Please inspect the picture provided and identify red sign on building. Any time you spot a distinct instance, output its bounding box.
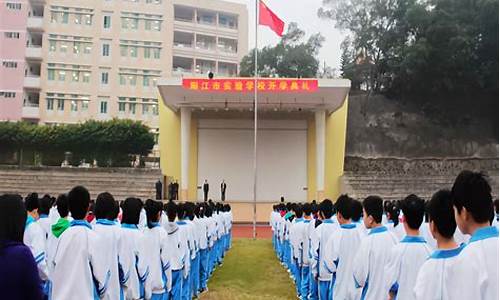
[182,78,318,93]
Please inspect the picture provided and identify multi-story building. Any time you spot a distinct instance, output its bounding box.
[0,0,248,131]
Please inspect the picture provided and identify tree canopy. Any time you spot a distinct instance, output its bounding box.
[239,22,325,78]
[319,0,499,108]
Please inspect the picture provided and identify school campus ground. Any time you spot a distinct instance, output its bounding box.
[200,225,296,300]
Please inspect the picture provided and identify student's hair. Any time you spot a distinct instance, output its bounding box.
[302,203,312,216]
[351,200,363,222]
[311,202,319,215]
[177,203,186,219]
[205,205,213,218]
[336,194,353,220]
[362,196,383,224]
[0,194,26,249]
[319,199,334,219]
[39,195,52,215]
[428,190,456,238]
[185,202,195,220]
[400,194,426,230]
[68,186,90,220]
[451,170,493,223]
[387,203,400,226]
[95,192,116,220]
[293,203,303,218]
[121,197,143,225]
[144,199,162,228]
[111,201,120,220]
[24,193,39,212]
[165,200,177,222]
[55,194,69,218]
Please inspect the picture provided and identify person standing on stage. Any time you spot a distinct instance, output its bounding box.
[221,180,227,201]
[155,179,162,200]
[203,180,209,202]
[173,180,179,200]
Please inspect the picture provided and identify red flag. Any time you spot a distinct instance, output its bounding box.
[258,0,285,37]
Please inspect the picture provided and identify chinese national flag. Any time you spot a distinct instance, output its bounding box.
[259,0,285,37]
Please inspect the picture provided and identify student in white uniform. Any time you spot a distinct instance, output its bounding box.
[289,204,304,295]
[323,195,361,300]
[143,199,171,300]
[306,202,320,300]
[46,194,71,295]
[176,203,193,300]
[384,194,432,300]
[310,199,338,300]
[300,203,313,300]
[163,200,186,300]
[37,195,53,241]
[386,202,405,241]
[198,204,210,294]
[93,192,122,300]
[23,193,49,293]
[352,195,398,300]
[351,199,368,238]
[414,189,474,300]
[51,186,111,300]
[119,197,149,300]
[451,170,499,300]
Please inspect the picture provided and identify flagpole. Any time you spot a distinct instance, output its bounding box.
[252,0,259,240]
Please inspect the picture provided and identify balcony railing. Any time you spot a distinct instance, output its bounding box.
[24,76,41,89]
[27,17,44,30]
[25,46,43,59]
[22,106,40,119]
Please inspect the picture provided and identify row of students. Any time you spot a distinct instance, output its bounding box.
[271,170,498,300]
[9,187,233,300]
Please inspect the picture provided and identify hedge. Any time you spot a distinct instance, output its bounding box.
[0,119,155,167]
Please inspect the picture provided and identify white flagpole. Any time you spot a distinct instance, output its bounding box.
[252,0,259,240]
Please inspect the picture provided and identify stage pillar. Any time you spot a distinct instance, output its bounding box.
[315,110,326,200]
[180,107,191,200]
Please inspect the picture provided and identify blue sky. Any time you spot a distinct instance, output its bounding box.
[232,0,346,71]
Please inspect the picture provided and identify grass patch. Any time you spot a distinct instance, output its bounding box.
[199,238,297,300]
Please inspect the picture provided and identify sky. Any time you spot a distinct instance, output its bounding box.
[231,0,346,71]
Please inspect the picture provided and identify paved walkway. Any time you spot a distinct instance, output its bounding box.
[199,238,296,300]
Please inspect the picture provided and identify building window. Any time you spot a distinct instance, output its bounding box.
[129,46,137,57]
[129,75,136,86]
[47,99,54,110]
[81,100,89,111]
[101,72,109,84]
[152,104,158,115]
[100,100,108,114]
[119,74,126,85]
[72,71,79,82]
[57,99,64,111]
[142,103,149,115]
[102,43,110,56]
[58,70,66,81]
[47,69,55,80]
[82,72,90,83]
[84,14,92,25]
[120,46,127,57]
[153,48,161,59]
[144,47,151,59]
[73,42,81,54]
[61,12,69,24]
[2,61,17,68]
[4,32,20,39]
[0,92,16,98]
[152,20,161,31]
[49,40,57,52]
[60,43,68,53]
[129,103,136,114]
[71,100,78,112]
[118,99,126,112]
[84,44,92,54]
[103,15,111,29]
[143,76,150,87]
[74,14,82,25]
[6,3,22,10]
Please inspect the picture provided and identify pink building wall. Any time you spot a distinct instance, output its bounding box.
[0,1,29,121]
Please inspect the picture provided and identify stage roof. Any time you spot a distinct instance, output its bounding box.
[157,77,351,114]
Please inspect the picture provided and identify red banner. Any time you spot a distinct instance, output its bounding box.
[182,78,318,93]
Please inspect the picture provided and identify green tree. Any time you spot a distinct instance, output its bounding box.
[239,22,325,78]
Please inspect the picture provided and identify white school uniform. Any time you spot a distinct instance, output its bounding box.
[384,236,432,300]
[24,216,49,281]
[49,206,60,225]
[143,223,171,298]
[386,221,405,241]
[414,244,481,300]
[163,222,185,274]
[51,220,111,300]
[176,220,192,278]
[289,218,304,264]
[324,223,362,300]
[419,222,437,250]
[352,226,398,300]
[93,219,122,300]
[454,226,498,300]
[119,224,149,300]
[310,219,339,281]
